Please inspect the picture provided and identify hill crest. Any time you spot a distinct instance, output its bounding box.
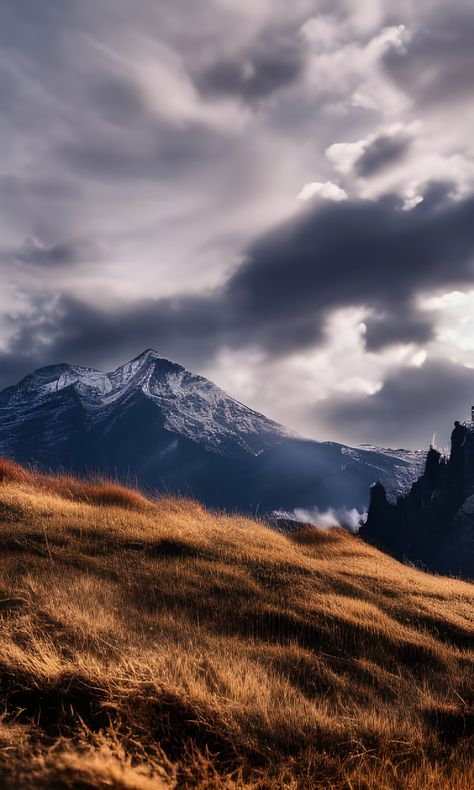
[0,463,472,788]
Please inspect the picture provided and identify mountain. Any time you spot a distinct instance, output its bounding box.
[0,349,423,514]
[360,420,474,579]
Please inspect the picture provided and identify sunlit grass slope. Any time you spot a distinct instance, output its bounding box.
[0,459,473,788]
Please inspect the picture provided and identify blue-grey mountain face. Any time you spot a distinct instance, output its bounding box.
[0,350,423,514]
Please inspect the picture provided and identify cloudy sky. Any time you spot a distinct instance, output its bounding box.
[1,0,474,449]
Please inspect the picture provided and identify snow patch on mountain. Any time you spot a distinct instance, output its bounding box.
[2,349,289,457]
[342,445,426,499]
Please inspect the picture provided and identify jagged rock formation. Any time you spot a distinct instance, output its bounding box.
[361,421,474,579]
[0,349,422,515]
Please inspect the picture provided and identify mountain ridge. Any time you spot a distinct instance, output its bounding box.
[4,348,288,455]
[0,350,424,514]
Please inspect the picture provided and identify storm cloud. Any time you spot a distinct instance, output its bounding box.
[384,6,474,106]
[0,0,474,448]
[226,185,474,351]
[317,359,474,449]
[355,132,411,177]
[196,34,305,102]
[3,183,474,380]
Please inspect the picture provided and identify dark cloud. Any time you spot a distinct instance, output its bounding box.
[37,182,471,366]
[1,184,474,392]
[316,359,474,449]
[355,132,411,177]
[89,77,149,127]
[0,0,237,195]
[0,0,73,42]
[0,294,224,389]
[225,184,474,351]
[384,8,474,105]
[59,122,229,183]
[196,35,304,102]
[364,309,434,350]
[15,237,101,267]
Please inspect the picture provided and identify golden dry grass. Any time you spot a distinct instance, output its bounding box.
[0,458,152,511]
[0,464,473,788]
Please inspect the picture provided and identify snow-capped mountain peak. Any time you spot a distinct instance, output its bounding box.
[0,349,423,514]
[106,350,287,453]
[3,351,286,456]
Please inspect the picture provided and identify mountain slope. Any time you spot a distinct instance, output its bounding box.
[0,464,472,789]
[0,349,423,514]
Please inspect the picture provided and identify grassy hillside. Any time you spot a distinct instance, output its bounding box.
[0,460,473,789]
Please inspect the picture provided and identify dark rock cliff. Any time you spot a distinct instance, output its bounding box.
[360,421,474,579]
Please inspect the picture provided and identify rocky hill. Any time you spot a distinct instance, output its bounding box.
[361,420,474,579]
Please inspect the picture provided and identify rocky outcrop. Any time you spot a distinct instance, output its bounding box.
[360,421,474,579]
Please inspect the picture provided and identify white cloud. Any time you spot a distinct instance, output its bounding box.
[279,505,365,532]
[303,23,409,117]
[402,189,424,210]
[410,349,428,367]
[421,291,474,356]
[344,0,385,34]
[297,181,347,201]
[326,140,367,174]
[205,307,431,443]
[300,16,341,50]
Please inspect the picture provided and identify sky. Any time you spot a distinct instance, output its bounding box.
[1,0,474,449]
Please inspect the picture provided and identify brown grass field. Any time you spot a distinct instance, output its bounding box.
[0,459,473,788]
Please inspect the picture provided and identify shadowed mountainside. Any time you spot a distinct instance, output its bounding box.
[0,350,423,515]
[361,421,474,579]
[0,460,473,788]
